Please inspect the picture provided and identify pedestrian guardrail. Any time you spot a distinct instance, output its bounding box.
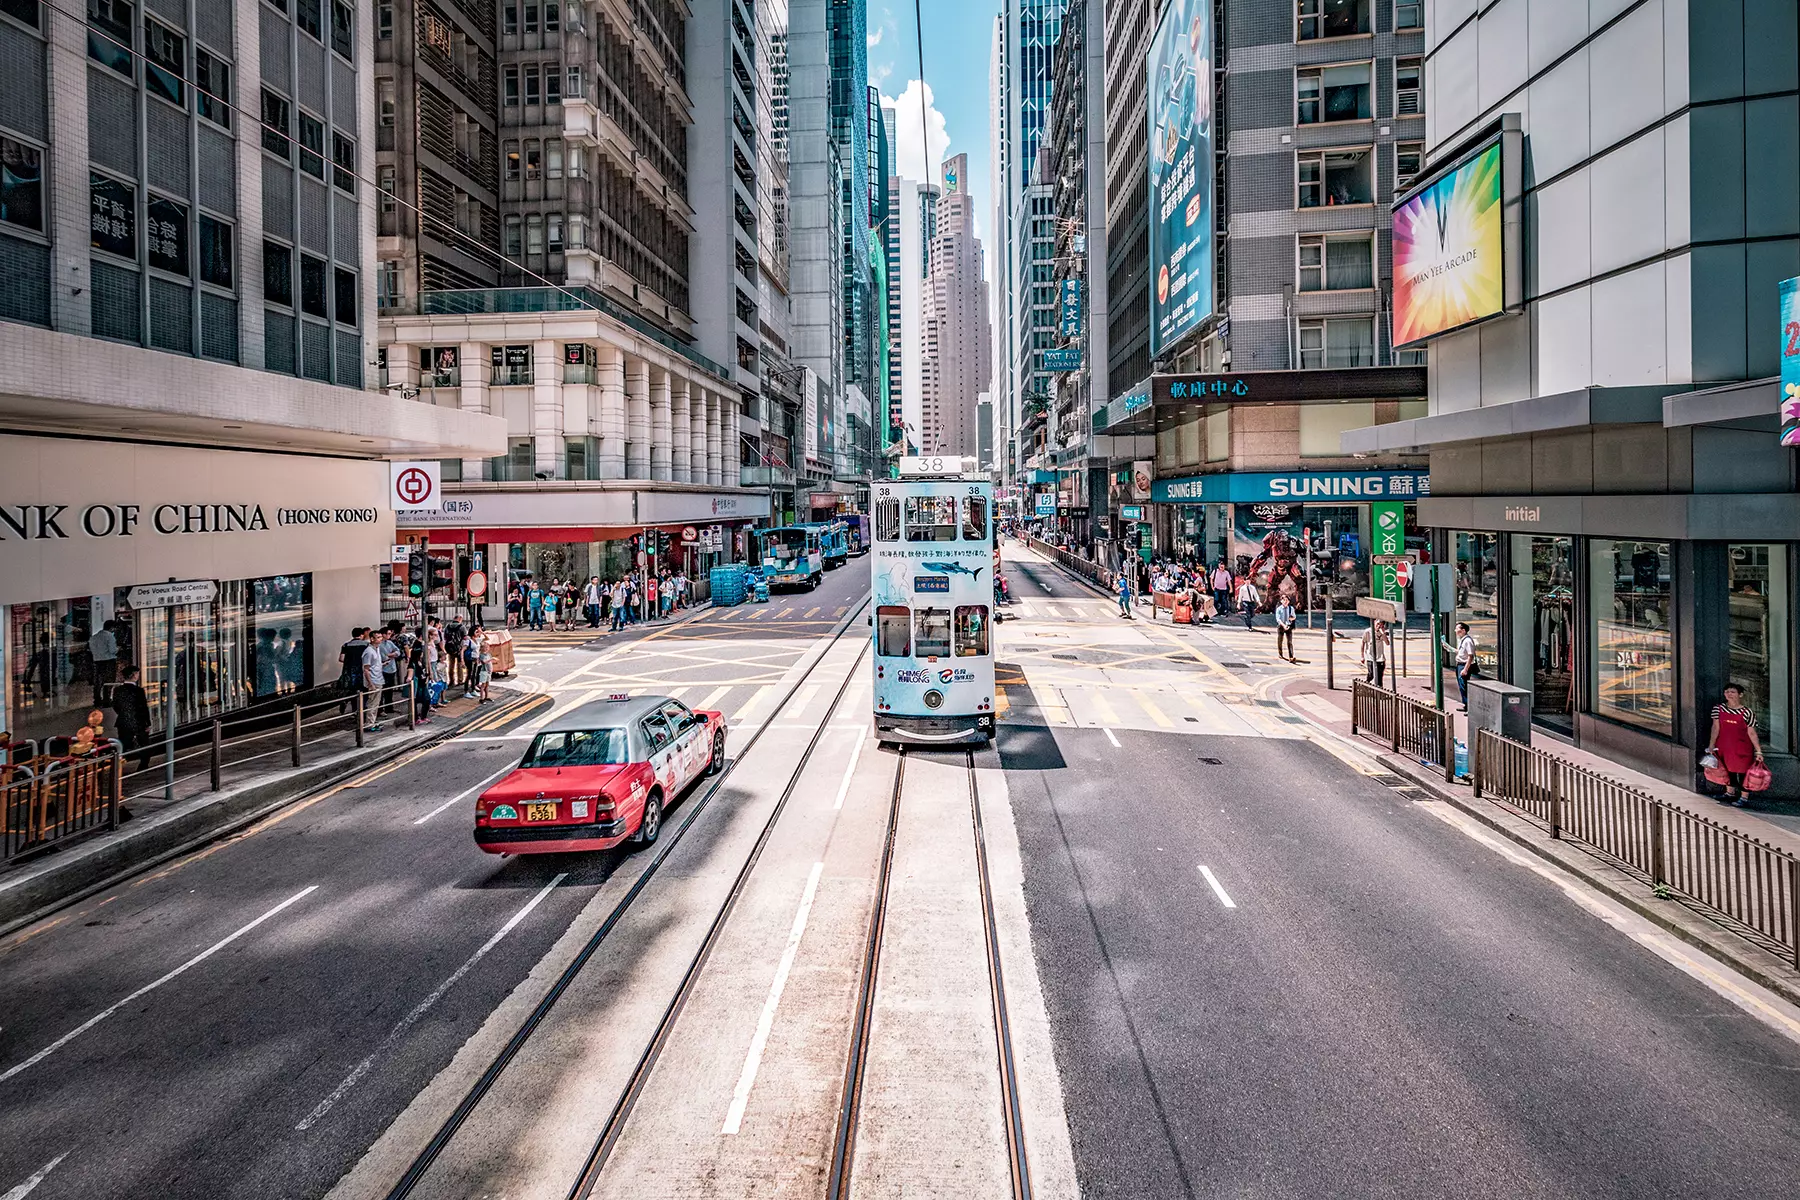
[1350,680,1455,782]
[1473,728,1800,968]
[1023,536,1115,591]
[2,747,122,864]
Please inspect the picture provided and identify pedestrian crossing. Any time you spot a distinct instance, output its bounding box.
[998,678,1302,738]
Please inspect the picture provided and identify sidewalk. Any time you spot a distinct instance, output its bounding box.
[0,684,535,935]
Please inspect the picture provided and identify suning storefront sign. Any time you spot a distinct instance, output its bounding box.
[1151,470,1431,504]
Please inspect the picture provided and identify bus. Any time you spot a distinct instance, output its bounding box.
[755,526,824,590]
[871,465,995,745]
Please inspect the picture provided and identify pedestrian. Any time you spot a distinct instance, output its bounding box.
[409,636,432,724]
[379,622,403,717]
[1210,561,1233,620]
[610,578,628,631]
[584,576,603,628]
[1236,575,1260,630]
[1442,621,1479,710]
[1360,619,1391,688]
[1704,683,1763,807]
[89,618,119,704]
[23,632,53,699]
[1274,595,1298,661]
[474,628,494,703]
[646,574,660,621]
[110,665,153,771]
[361,631,386,732]
[444,616,466,688]
[506,582,523,629]
[1115,571,1133,619]
[461,627,481,697]
[527,580,545,630]
[337,626,368,713]
[426,618,445,686]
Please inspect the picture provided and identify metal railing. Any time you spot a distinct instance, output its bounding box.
[1474,729,1800,968]
[1350,680,1455,782]
[3,748,123,864]
[1023,535,1114,591]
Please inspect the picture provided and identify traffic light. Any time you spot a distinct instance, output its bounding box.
[428,555,455,592]
[456,554,472,593]
[406,551,427,598]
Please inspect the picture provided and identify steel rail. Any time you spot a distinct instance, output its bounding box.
[967,750,1033,1200]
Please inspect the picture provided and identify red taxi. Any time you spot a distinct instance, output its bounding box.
[474,694,726,855]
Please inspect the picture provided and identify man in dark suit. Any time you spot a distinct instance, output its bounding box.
[111,666,154,771]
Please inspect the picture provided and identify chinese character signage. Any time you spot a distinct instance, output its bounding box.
[1059,279,1083,336]
[1151,470,1430,505]
[1043,346,1083,372]
[1781,276,1800,446]
[1164,377,1251,400]
[146,197,189,277]
[89,174,136,260]
[1146,0,1215,356]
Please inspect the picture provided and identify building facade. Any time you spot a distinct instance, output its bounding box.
[1344,1,1800,791]
[918,154,991,457]
[0,0,501,744]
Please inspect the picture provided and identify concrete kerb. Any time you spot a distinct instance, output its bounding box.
[1270,678,1800,1010]
[0,688,544,938]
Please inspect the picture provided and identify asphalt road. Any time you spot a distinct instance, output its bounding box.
[0,562,870,1200]
[1002,721,1800,1198]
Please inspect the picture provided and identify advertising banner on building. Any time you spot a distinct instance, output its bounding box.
[1059,279,1083,336]
[1371,500,1404,600]
[1780,276,1800,445]
[1151,470,1429,505]
[1392,140,1505,346]
[1146,0,1215,356]
[1043,346,1083,372]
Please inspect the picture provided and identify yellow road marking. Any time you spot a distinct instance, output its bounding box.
[1136,693,1174,728]
[804,607,820,618]
[1089,690,1121,726]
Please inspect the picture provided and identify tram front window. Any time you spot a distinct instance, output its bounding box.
[905,496,958,542]
[876,606,912,656]
[875,497,901,541]
[962,495,989,542]
[915,608,952,658]
[954,605,989,656]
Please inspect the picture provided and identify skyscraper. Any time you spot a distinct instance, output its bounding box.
[919,155,991,458]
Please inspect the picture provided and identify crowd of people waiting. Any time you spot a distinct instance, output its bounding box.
[503,571,692,633]
[336,617,495,734]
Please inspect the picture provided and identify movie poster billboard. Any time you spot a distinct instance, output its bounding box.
[1392,140,1505,346]
[1779,276,1800,445]
[1146,0,1214,357]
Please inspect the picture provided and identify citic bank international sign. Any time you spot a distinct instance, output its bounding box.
[1151,470,1430,505]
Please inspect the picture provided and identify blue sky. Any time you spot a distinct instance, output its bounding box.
[869,0,1000,249]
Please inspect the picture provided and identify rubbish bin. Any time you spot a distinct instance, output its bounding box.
[1468,678,1531,745]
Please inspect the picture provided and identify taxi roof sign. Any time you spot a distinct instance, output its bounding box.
[607,693,632,701]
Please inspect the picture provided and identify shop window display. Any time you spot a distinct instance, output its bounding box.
[1453,532,1500,674]
[1727,544,1788,752]
[1512,535,1575,732]
[1588,539,1672,736]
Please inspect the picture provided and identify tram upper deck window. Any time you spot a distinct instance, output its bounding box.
[915,608,952,657]
[954,605,989,656]
[876,606,911,656]
[905,495,958,542]
[875,496,901,541]
[962,494,989,542]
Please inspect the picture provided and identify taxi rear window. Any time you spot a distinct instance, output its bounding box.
[521,728,629,766]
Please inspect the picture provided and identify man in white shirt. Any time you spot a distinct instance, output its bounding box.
[583,576,603,628]
[1235,577,1260,630]
[88,619,119,703]
[1445,621,1478,710]
[361,631,386,732]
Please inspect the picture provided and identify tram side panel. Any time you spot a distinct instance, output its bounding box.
[871,479,996,744]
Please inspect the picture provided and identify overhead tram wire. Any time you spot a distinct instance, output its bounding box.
[35,0,644,329]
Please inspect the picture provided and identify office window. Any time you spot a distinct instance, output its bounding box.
[504,141,520,181]
[377,1,392,39]
[198,215,232,287]
[331,132,355,193]
[378,79,396,128]
[546,139,563,179]
[503,2,517,34]
[299,252,327,317]
[1395,57,1422,116]
[143,17,185,105]
[544,64,560,105]
[2,0,41,30]
[547,212,562,253]
[333,267,356,325]
[1297,148,1373,207]
[195,49,231,127]
[567,65,582,100]
[298,112,325,177]
[87,0,134,76]
[330,0,352,59]
[420,345,459,385]
[145,195,188,274]
[296,0,321,41]
[491,345,533,384]
[544,0,557,28]
[524,64,539,106]
[1298,317,1375,369]
[525,212,543,256]
[504,213,521,256]
[1395,1,1422,30]
[503,64,519,105]
[524,141,541,180]
[1298,234,1374,291]
[261,89,291,158]
[0,136,44,232]
[90,173,136,258]
[1297,0,1369,40]
[377,165,396,231]
[1395,141,1423,190]
[523,2,537,33]
[1297,63,1370,124]
[263,240,293,305]
[377,260,399,309]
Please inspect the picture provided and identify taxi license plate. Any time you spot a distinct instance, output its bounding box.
[525,802,557,822]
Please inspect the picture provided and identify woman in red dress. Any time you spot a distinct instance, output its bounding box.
[1705,683,1763,806]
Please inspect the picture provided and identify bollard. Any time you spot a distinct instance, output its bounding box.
[210,719,222,792]
[1549,761,1563,840]
[1649,800,1666,887]
[109,749,122,830]
[292,703,303,768]
[355,690,365,746]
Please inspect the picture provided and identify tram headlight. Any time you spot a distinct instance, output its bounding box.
[923,689,945,710]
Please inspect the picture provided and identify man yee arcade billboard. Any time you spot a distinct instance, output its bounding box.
[1392,126,1522,347]
[1147,0,1215,357]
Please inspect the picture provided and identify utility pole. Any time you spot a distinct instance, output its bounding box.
[1323,521,1335,690]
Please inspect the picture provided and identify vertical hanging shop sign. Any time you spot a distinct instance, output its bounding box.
[1371,501,1405,601]
[1779,276,1800,445]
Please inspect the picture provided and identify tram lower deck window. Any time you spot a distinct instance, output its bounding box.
[954,605,989,656]
[962,495,989,541]
[905,495,958,541]
[915,608,952,658]
[875,496,901,541]
[876,606,911,656]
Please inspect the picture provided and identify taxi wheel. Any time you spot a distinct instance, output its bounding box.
[706,730,726,776]
[633,792,663,847]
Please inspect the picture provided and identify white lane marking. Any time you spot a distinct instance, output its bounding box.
[0,888,318,1084]
[295,874,567,1131]
[697,686,733,711]
[783,684,821,719]
[722,862,825,1135]
[414,762,517,825]
[0,1154,68,1200]
[1198,865,1237,909]
[735,684,778,720]
[831,728,869,810]
[1103,727,1121,749]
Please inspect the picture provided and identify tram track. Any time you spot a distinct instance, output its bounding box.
[379,594,872,1200]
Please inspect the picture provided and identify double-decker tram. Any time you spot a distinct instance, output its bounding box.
[871,457,996,745]
[755,525,824,590]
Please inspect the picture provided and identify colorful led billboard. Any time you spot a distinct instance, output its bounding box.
[1780,276,1800,446]
[1146,0,1214,357]
[1392,140,1505,346]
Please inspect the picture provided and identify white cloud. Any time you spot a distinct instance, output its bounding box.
[889,80,951,183]
[871,61,893,86]
[867,27,883,48]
